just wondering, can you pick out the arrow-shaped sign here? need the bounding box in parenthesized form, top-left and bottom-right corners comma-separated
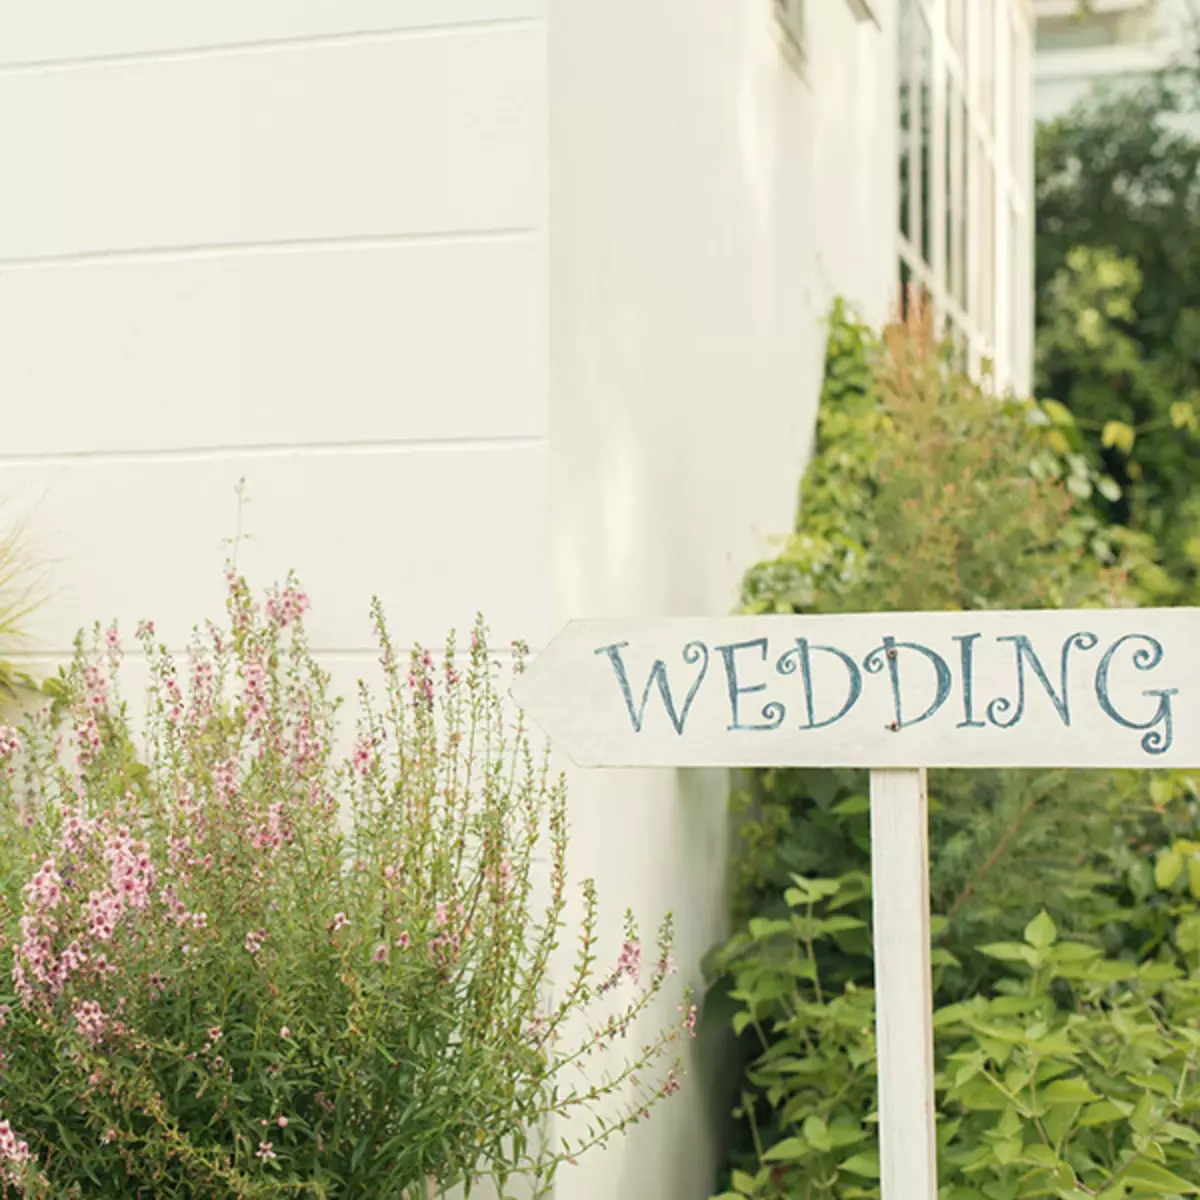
(511, 608, 1200, 769)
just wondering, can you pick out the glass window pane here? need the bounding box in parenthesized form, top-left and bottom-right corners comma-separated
(919, 8, 933, 266)
(955, 90, 968, 309)
(981, 150, 995, 343)
(979, 0, 995, 131)
(899, 0, 912, 241)
(1011, 15, 1029, 194)
(946, 82, 965, 305)
(948, 0, 965, 62)
(944, 72, 954, 293)
(1011, 206, 1026, 388)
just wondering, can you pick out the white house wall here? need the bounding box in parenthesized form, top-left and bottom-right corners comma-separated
(0, 0, 900, 1193)
(547, 2, 896, 1197)
(0, 4, 550, 664)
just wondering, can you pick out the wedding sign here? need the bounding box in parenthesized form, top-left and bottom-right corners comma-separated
(511, 609, 1199, 769)
(512, 607, 1200, 1200)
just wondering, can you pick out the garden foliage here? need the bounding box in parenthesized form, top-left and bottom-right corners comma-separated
(1035, 63, 1200, 600)
(708, 304, 1200, 1199)
(0, 572, 691, 1198)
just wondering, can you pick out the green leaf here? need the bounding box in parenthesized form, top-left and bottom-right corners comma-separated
(1101, 419, 1136, 455)
(803, 1115, 832, 1151)
(935, 1001, 980, 1027)
(763, 1137, 809, 1162)
(1157, 849, 1185, 889)
(839, 1153, 881, 1179)
(731, 1170, 757, 1194)
(1170, 400, 1197, 431)
(1188, 856, 1200, 900)
(993, 1138, 1023, 1164)
(1022, 1144, 1061, 1167)
(1078, 1100, 1129, 1126)
(1086, 959, 1138, 982)
(1025, 910, 1058, 949)
(1042, 1078, 1098, 1104)
(787, 875, 842, 900)
(828, 1119, 867, 1147)
(1051, 941, 1102, 962)
(1122, 1161, 1200, 1195)
(1139, 960, 1182, 983)
(1127, 1073, 1176, 1096)
(980, 942, 1028, 962)
(932, 947, 962, 967)
(831, 796, 870, 815)
(1041, 399, 1075, 427)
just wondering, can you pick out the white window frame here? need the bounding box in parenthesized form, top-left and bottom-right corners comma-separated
(898, 0, 1035, 394)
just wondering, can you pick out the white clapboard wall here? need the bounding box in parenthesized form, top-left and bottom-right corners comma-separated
(511, 608, 1199, 769)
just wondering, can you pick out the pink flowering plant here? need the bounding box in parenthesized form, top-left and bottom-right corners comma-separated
(0, 571, 692, 1198)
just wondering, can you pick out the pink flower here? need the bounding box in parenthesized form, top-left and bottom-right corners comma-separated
(618, 939, 642, 983)
(280, 1026, 291, 1039)
(371, 943, 388, 964)
(256, 1141, 276, 1162)
(266, 583, 310, 630)
(395, 931, 411, 951)
(330, 912, 350, 933)
(73, 999, 109, 1046)
(351, 739, 376, 775)
(0, 727, 21, 760)
(0, 1119, 33, 1169)
(679, 1003, 698, 1038)
(277, 1116, 289, 1129)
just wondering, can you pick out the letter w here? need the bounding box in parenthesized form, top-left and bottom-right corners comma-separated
(595, 641, 710, 736)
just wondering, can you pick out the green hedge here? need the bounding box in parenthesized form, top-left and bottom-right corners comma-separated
(706, 304, 1200, 1200)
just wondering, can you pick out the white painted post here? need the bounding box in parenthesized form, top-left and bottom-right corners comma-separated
(870, 768, 937, 1200)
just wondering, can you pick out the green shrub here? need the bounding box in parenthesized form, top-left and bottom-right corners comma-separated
(0, 571, 690, 1198)
(1035, 75, 1200, 600)
(708, 303, 1200, 1198)
(713, 876, 1200, 1200)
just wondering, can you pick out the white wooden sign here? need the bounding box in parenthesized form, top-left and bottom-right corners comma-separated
(512, 607, 1200, 1200)
(510, 608, 1200, 769)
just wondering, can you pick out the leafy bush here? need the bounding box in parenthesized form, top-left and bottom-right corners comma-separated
(0, 571, 691, 1198)
(1035, 72, 1200, 600)
(713, 876, 1200, 1200)
(708, 303, 1200, 1198)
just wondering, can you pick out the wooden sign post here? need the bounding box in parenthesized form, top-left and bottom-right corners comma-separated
(511, 609, 1200, 1200)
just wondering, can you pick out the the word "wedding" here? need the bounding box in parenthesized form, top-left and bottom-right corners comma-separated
(595, 628, 1177, 756)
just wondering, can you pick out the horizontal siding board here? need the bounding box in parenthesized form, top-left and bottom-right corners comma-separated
(7, 445, 549, 655)
(0, 2, 539, 66)
(0, 27, 545, 260)
(0, 237, 546, 452)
